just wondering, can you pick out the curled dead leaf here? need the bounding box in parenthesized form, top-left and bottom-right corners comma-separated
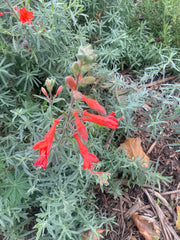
(81, 229, 106, 240)
(132, 212, 160, 240)
(119, 137, 149, 168)
(176, 206, 180, 232)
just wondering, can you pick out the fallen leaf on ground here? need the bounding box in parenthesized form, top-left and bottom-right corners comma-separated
(119, 137, 149, 168)
(175, 206, 180, 232)
(132, 212, 160, 240)
(81, 229, 106, 240)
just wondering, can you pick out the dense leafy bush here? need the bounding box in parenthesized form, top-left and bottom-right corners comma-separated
(0, 0, 179, 239)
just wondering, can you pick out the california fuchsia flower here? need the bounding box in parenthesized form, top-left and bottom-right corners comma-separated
(82, 110, 123, 129)
(81, 95, 106, 115)
(0, 13, 4, 16)
(73, 132, 99, 170)
(33, 119, 59, 169)
(82, 152, 99, 170)
(73, 111, 88, 142)
(65, 76, 76, 90)
(14, 6, 34, 24)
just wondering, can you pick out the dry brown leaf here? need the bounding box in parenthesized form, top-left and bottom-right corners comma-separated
(120, 137, 149, 168)
(175, 206, 180, 232)
(132, 212, 160, 240)
(81, 229, 106, 240)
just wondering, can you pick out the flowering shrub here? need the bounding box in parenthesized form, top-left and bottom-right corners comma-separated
(32, 45, 124, 185)
(0, 1, 178, 239)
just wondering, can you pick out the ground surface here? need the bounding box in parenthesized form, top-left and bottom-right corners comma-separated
(95, 74, 180, 240)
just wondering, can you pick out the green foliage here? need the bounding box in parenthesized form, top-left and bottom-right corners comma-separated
(0, 171, 29, 205)
(0, 0, 179, 239)
(137, 0, 180, 47)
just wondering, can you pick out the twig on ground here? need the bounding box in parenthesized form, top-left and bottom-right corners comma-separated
(143, 188, 180, 240)
(161, 189, 180, 196)
(147, 141, 157, 154)
(120, 196, 126, 238)
(145, 76, 177, 88)
(148, 189, 176, 223)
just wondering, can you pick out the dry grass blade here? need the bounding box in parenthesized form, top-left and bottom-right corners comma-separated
(148, 189, 176, 223)
(119, 196, 126, 238)
(124, 198, 142, 220)
(161, 189, 180, 196)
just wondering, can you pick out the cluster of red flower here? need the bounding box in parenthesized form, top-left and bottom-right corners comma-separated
(33, 119, 60, 169)
(65, 75, 124, 171)
(32, 75, 123, 171)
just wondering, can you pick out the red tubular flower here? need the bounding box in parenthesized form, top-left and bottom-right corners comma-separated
(81, 95, 106, 115)
(14, 6, 34, 24)
(82, 110, 123, 129)
(32, 154, 48, 170)
(73, 132, 99, 170)
(73, 111, 88, 142)
(82, 152, 99, 170)
(33, 119, 59, 169)
(0, 13, 4, 16)
(65, 76, 76, 90)
(73, 132, 88, 155)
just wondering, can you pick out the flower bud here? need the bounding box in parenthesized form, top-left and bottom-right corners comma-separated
(45, 78, 55, 92)
(73, 90, 82, 100)
(72, 61, 80, 75)
(76, 45, 97, 65)
(65, 76, 76, 90)
(76, 54, 84, 62)
(80, 64, 91, 73)
(41, 87, 49, 99)
(80, 76, 95, 85)
(54, 85, 63, 98)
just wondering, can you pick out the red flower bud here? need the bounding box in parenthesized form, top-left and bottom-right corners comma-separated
(24, 40, 31, 52)
(54, 86, 63, 98)
(73, 90, 82, 100)
(41, 87, 49, 99)
(65, 76, 76, 90)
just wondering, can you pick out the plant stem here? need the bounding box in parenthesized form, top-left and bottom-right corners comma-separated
(59, 73, 80, 143)
(3, 0, 19, 19)
(25, 0, 30, 9)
